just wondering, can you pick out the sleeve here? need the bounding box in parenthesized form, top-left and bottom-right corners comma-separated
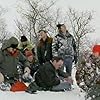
(0, 51, 4, 64)
(72, 37, 77, 52)
(37, 46, 42, 64)
(72, 37, 77, 63)
(44, 66, 60, 86)
(19, 51, 31, 68)
(0, 51, 5, 72)
(57, 69, 69, 78)
(52, 37, 59, 57)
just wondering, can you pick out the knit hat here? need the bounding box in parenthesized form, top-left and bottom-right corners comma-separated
(92, 45, 100, 55)
(21, 36, 28, 42)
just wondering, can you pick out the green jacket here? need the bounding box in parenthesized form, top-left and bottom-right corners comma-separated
(18, 41, 34, 54)
(0, 37, 30, 78)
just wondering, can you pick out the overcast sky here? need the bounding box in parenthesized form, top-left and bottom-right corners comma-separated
(0, 0, 100, 43)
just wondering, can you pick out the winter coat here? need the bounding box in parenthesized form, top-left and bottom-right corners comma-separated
(35, 61, 69, 89)
(18, 41, 34, 54)
(52, 32, 76, 58)
(37, 37, 53, 64)
(0, 37, 30, 78)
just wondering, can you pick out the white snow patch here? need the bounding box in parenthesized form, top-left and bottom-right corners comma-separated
(0, 65, 86, 100)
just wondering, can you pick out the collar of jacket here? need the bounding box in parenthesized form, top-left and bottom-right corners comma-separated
(57, 31, 72, 39)
(40, 36, 53, 44)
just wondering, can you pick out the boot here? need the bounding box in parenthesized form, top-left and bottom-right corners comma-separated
(26, 81, 38, 94)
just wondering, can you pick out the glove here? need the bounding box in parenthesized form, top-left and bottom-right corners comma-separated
(22, 72, 33, 83)
(24, 67, 30, 74)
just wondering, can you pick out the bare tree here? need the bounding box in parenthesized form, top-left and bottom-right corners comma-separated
(15, 1, 95, 60)
(67, 8, 95, 63)
(0, 6, 8, 43)
(15, 0, 62, 44)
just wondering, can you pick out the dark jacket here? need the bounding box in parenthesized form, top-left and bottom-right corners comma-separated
(0, 37, 30, 78)
(35, 61, 69, 89)
(37, 37, 53, 64)
(30, 60, 40, 76)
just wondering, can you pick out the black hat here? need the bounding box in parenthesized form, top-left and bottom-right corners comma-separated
(21, 36, 28, 42)
(56, 24, 64, 29)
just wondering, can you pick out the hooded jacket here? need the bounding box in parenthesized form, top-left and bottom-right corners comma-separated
(1, 37, 18, 50)
(0, 37, 30, 78)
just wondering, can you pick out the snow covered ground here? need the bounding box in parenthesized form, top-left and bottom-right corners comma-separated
(0, 89, 85, 100)
(0, 67, 86, 100)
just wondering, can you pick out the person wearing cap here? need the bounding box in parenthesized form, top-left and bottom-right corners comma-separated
(52, 24, 77, 76)
(0, 37, 31, 88)
(37, 30, 53, 65)
(18, 35, 34, 55)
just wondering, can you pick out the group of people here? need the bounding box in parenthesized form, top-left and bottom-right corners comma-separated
(0, 24, 77, 93)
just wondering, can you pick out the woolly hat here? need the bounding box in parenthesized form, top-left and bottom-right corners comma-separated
(21, 36, 28, 42)
(92, 45, 100, 55)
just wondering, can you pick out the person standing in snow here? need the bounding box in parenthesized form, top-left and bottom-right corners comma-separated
(37, 30, 53, 65)
(0, 37, 31, 90)
(52, 24, 77, 76)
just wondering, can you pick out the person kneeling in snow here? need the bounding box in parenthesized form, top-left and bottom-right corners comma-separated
(26, 56, 73, 94)
(0, 37, 31, 91)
